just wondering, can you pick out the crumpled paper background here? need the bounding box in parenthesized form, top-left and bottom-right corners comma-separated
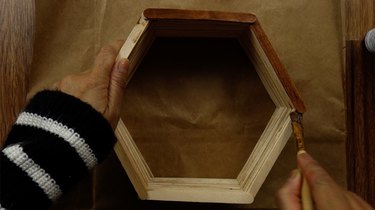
(30, 0, 345, 209)
(123, 37, 276, 178)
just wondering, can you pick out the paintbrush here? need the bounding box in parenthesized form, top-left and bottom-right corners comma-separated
(290, 112, 314, 210)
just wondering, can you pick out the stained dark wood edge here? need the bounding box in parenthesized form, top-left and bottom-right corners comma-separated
(249, 22, 306, 113)
(144, 8, 257, 24)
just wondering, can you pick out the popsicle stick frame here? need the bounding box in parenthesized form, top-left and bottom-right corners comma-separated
(114, 8, 305, 204)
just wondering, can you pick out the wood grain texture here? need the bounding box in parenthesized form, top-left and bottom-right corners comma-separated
(345, 0, 375, 40)
(345, 41, 375, 206)
(0, 0, 34, 147)
(144, 8, 257, 24)
(345, 0, 375, 206)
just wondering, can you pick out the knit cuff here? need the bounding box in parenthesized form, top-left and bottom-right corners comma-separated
(1, 90, 116, 209)
(6, 90, 116, 164)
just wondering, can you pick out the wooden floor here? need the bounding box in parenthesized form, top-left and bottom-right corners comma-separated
(345, 0, 375, 206)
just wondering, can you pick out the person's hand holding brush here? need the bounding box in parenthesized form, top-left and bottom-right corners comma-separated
(277, 151, 374, 210)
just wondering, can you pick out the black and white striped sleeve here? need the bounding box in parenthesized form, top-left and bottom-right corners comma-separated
(0, 90, 116, 210)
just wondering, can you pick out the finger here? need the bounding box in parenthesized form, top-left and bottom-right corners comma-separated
(297, 151, 351, 210)
(107, 58, 130, 126)
(92, 40, 124, 79)
(276, 169, 302, 210)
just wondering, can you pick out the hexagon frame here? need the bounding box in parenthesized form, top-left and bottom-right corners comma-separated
(114, 9, 305, 204)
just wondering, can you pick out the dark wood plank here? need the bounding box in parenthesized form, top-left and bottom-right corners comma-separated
(144, 8, 257, 24)
(346, 41, 375, 206)
(363, 43, 375, 206)
(0, 0, 34, 147)
(345, 0, 375, 205)
(346, 0, 375, 40)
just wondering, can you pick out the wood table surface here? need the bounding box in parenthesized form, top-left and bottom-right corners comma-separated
(0, 0, 34, 146)
(345, 0, 375, 206)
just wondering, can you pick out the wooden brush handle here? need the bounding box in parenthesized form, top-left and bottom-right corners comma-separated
(301, 172, 314, 210)
(290, 113, 313, 209)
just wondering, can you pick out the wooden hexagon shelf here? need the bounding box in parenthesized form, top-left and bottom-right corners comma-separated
(114, 8, 305, 204)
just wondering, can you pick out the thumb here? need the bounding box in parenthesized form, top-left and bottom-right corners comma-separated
(276, 169, 302, 210)
(108, 58, 130, 119)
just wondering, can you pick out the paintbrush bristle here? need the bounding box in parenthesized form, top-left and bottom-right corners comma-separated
(290, 112, 303, 124)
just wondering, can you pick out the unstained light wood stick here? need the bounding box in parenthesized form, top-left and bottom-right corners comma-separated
(290, 112, 314, 210)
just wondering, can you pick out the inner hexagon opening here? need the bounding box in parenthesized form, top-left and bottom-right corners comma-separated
(121, 37, 275, 178)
